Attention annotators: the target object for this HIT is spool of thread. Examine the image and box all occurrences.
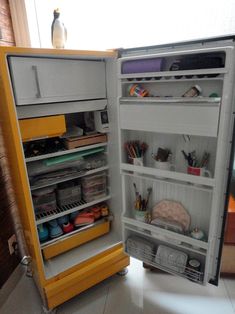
[128,84,149,97]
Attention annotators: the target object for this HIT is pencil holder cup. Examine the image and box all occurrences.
[154,160,175,171]
[187,166,211,177]
[128,156,144,167]
[134,209,147,222]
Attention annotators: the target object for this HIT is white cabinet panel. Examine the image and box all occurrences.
[120,103,220,137]
[9,57,106,105]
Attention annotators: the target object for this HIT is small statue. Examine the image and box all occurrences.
[51,8,67,49]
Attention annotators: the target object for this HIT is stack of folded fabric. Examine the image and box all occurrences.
[126,236,155,262]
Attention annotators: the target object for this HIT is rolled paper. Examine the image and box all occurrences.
[122,58,163,74]
[43,147,105,166]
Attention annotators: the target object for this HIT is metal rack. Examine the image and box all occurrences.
[35,194,111,225]
[125,241,204,284]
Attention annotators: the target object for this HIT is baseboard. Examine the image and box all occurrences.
[0,264,24,308]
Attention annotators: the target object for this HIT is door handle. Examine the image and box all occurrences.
[32,65,41,98]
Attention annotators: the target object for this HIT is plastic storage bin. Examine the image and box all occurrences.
[19,115,66,142]
[56,181,82,207]
[32,186,57,213]
[82,172,106,202]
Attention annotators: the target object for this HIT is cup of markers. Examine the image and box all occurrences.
[133,183,152,223]
[125,141,148,167]
[181,150,211,178]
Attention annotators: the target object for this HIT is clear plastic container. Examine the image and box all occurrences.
[56,181,82,207]
[81,172,107,202]
[32,186,57,212]
[34,200,57,213]
[84,153,107,170]
[82,190,106,203]
[82,173,106,188]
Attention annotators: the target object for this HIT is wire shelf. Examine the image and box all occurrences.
[35,194,111,225]
[125,241,204,283]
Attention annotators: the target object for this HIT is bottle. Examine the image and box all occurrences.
[182,85,202,97]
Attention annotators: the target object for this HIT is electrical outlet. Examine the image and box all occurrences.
[8,234,16,255]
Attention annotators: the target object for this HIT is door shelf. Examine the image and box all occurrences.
[123,217,208,253]
[121,163,215,188]
[41,217,111,260]
[121,76,224,84]
[120,97,221,105]
[35,194,111,225]
[119,103,219,137]
[125,243,204,284]
[25,142,108,163]
[123,171,213,193]
[119,67,227,80]
[30,166,109,190]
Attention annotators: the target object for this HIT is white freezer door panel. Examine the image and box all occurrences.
[119,103,220,137]
[8,57,106,105]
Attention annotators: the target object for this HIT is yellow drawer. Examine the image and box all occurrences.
[19,115,66,142]
[44,244,129,309]
[42,221,110,260]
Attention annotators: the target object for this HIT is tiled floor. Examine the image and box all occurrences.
[1,258,235,314]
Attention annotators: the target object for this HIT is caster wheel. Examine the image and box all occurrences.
[143,262,155,270]
[117,267,128,276]
[41,305,57,314]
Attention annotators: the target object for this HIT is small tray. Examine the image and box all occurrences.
[155,245,188,273]
[64,133,107,149]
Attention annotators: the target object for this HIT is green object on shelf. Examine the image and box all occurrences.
[209,93,219,98]
[43,147,105,166]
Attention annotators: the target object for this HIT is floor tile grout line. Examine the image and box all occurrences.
[102,285,110,314]
[222,278,235,313]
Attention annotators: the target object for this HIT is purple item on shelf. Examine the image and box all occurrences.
[122,58,163,74]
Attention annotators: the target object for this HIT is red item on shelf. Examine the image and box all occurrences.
[62,222,74,233]
[74,212,95,227]
[91,206,101,220]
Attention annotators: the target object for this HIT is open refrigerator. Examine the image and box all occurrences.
[0,36,235,311]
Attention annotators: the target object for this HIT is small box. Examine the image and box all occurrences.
[19,115,66,142]
[64,133,107,150]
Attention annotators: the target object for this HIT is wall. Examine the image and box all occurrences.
[0,0,17,289]
[0,0,15,46]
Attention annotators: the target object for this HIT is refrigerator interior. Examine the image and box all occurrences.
[12,56,123,280]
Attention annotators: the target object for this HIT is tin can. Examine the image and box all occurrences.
[128,84,149,97]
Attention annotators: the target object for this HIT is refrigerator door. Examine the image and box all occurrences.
[117,36,235,286]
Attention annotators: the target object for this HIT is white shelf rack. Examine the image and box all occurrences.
[119,97,221,105]
[123,217,208,254]
[35,194,111,225]
[30,166,109,190]
[118,67,227,80]
[26,142,108,163]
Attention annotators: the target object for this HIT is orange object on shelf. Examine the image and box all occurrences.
[19,115,66,142]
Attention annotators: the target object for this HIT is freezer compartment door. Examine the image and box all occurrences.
[8,56,106,105]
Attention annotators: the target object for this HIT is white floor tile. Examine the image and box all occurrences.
[104,258,235,314]
[57,278,110,314]
[1,275,42,314]
[224,277,235,312]
[1,258,235,314]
